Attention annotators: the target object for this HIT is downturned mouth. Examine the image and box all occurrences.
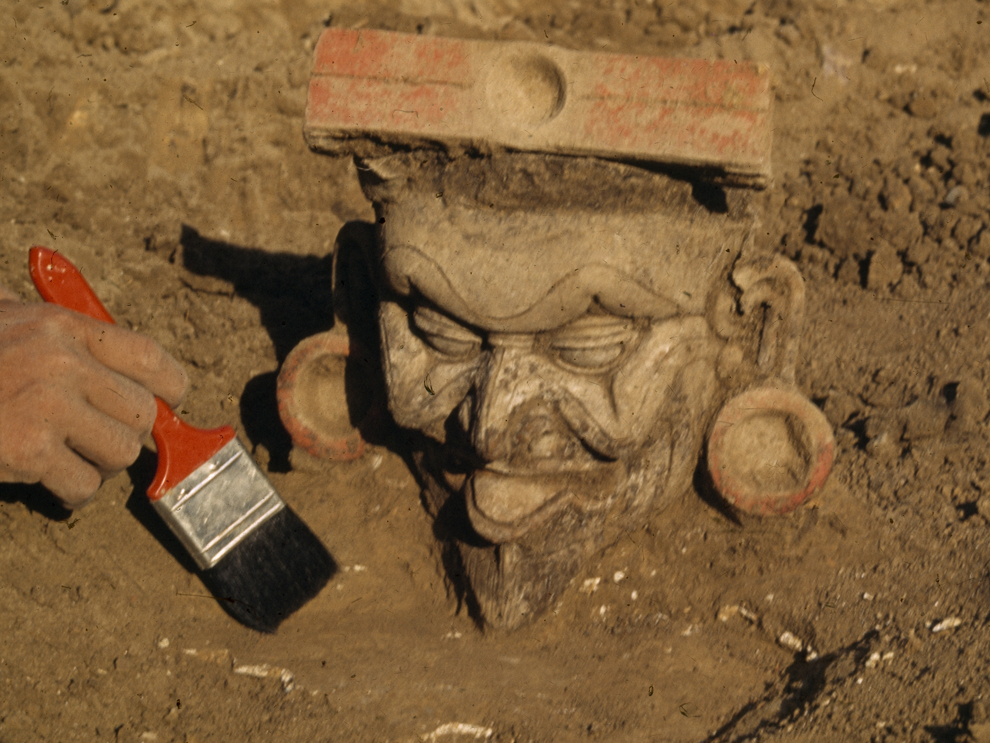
[465,463,624,543]
[466,470,571,543]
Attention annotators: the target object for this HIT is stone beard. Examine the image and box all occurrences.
[353,153,775,629]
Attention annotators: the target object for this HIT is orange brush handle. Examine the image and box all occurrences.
[28,246,236,500]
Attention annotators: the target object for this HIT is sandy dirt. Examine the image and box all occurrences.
[2,0,990,741]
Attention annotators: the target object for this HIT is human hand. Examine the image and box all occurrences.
[0,288,188,508]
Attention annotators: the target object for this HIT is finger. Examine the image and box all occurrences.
[63,398,145,475]
[81,363,158,436]
[80,320,188,407]
[38,446,103,509]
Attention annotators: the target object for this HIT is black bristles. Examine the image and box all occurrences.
[199,508,336,633]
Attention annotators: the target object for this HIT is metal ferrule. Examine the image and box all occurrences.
[151,438,286,570]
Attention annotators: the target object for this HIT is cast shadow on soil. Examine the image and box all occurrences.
[924,701,976,743]
[124,448,200,575]
[179,225,337,360]
[709,630,879,742]
[692,449,743,527]
[178,223,399,472]
[179,225,340,471]
[0,482,72,522]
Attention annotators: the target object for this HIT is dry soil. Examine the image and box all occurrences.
[3,1,990,742]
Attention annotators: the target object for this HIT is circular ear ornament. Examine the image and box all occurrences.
[277,331,368,461]
[707,386,834,516]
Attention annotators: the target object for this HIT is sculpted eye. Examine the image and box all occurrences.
[548,316,639,373]
[555,345,625,369]
[411,306,482,360]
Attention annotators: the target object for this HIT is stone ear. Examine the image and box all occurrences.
[706,383,835,516]
[731,255,805,385]
[706,256,834,516]
[274,221,387,467]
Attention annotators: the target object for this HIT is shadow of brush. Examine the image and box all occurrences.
[124,447,200,574]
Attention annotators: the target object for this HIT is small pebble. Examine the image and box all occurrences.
[422,722,494,741]
[943,185,968,206]
[778,631,804,652]
[717,604,758,623]
[234,664,274,679]
[931,617,963,633]
[580,577,601,594]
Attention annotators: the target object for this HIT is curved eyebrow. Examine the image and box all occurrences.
[381,245,683,333]
[411,305,482,342]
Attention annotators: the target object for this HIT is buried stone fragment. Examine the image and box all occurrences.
[279,28,835,629]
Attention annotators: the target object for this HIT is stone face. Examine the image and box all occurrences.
[366,155,735,628]
[340,152,826,629]
[305,28,773,187]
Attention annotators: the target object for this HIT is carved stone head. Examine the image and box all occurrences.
[284,27,833,630]
[338,151,807,628]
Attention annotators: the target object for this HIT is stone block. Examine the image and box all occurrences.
[304,28,772,186]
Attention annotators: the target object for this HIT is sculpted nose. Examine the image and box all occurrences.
[471,346,577,465]
[471,347,518,461]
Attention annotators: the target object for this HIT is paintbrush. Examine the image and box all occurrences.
[29,246,335,632]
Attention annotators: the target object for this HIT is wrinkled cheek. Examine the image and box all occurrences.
[609,321,722,448]
[378,301,460,442]
[617,433,676,518]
